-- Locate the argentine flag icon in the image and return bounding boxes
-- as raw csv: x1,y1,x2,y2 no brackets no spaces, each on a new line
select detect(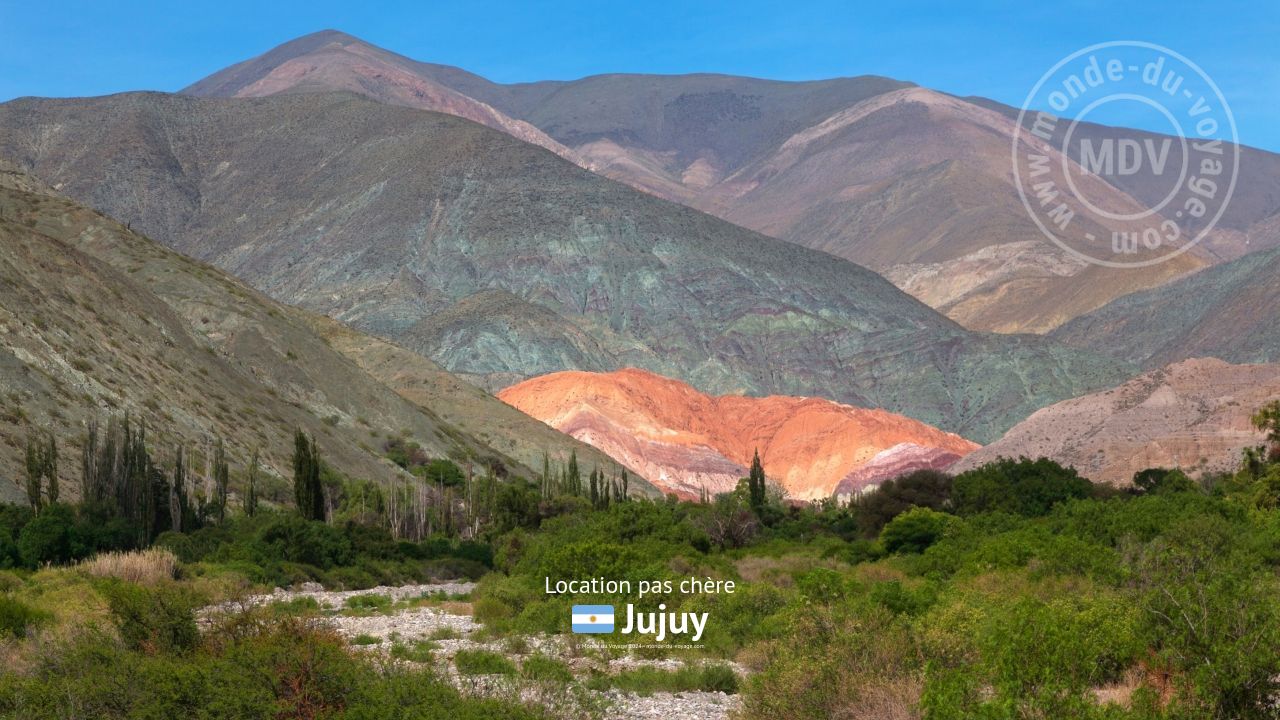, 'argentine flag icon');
571,604,615,633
